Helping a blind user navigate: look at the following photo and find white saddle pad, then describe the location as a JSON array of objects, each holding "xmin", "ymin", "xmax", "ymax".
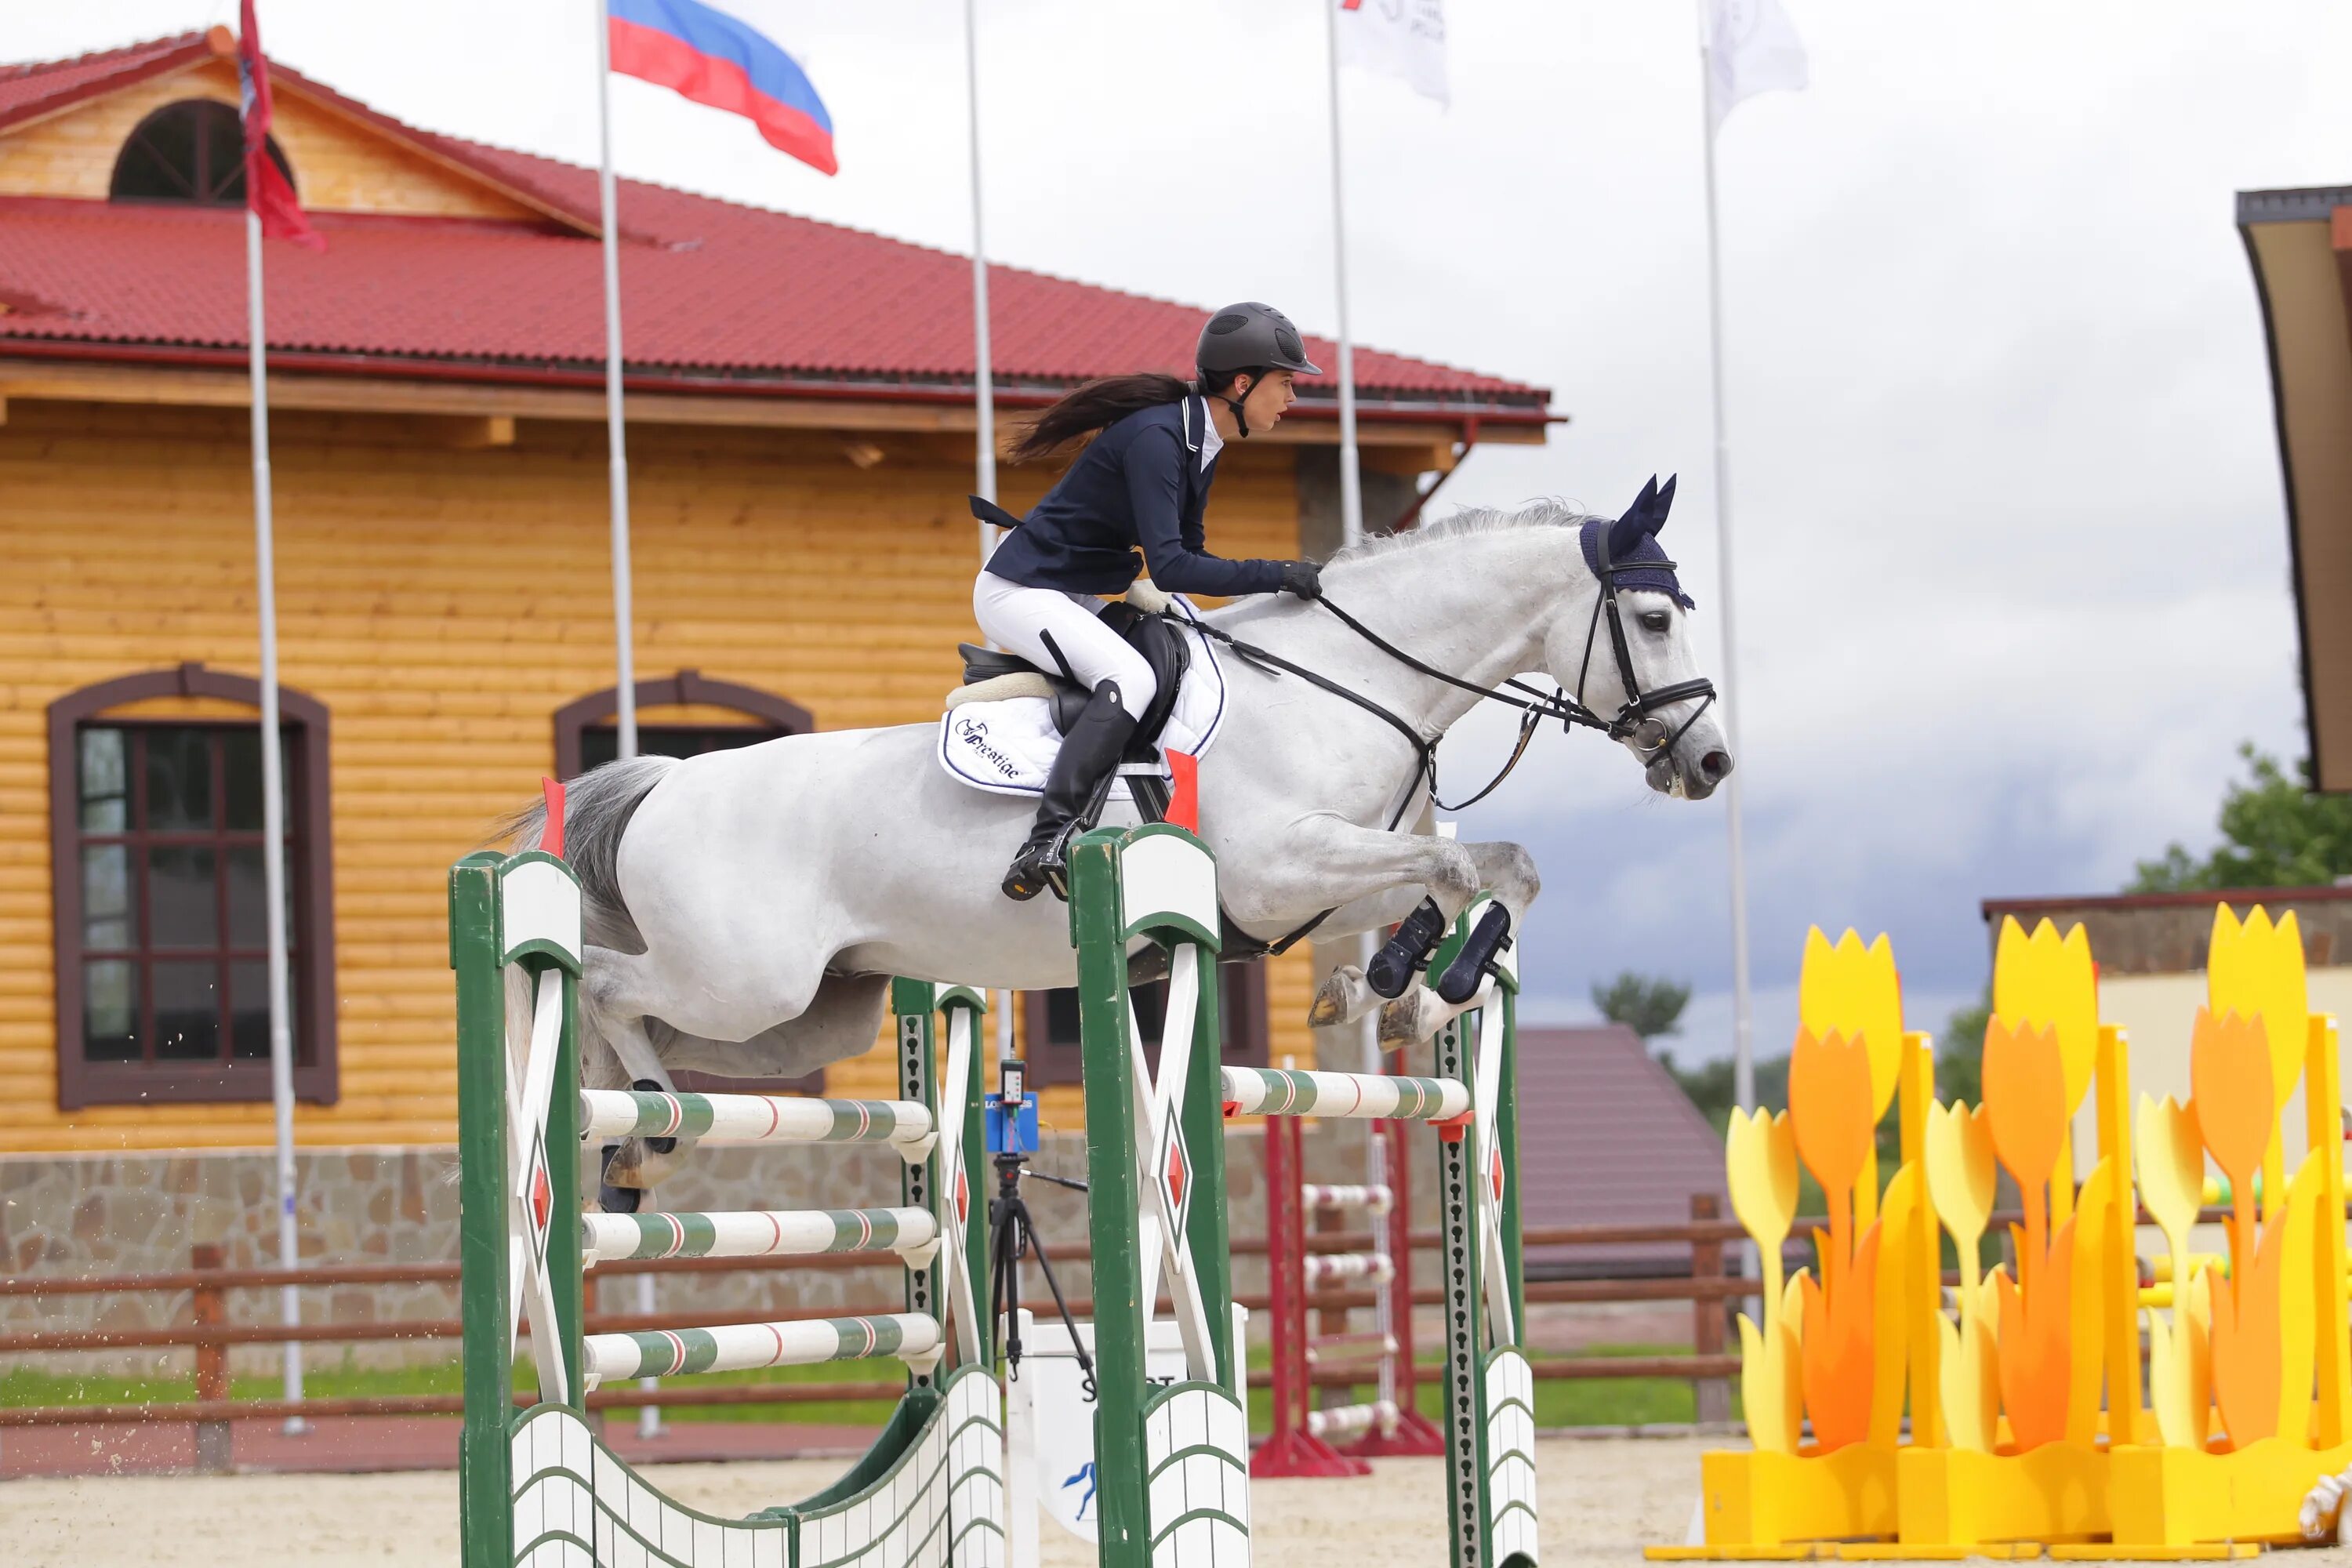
[{"xmin": 935, "ymin": 613, "xmax": 1228, "ymax": 800}]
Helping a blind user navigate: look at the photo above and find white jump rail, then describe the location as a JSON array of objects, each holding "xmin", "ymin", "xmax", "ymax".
[
  {"xmin": 579, "ymin": 1087, "xmax": 935, "ymax": 1156},
  {"xmin": 1301, "ymin": 1182, "xmax": 1393, "ymax": 1215},
  {"xmin": 583, "ymin": 1311, "xmax": 944, "ymax": 1388},
  {"xmin": 1218, "ymin": 1065, "xmax": 1469, "ymax": 1122},
  {"xmin": 580, "ymin": 1206, "xmax": 939, "ymax": 1267}
]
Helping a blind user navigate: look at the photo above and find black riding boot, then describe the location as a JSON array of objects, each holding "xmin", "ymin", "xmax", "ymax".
[{"xmin": 1001, "ymin": 680, "xmax": 1138, "ymax": 902}]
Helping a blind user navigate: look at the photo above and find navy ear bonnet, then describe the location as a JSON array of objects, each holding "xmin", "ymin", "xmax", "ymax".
[{"xmin": 1577, "ymin": 474, "xmax": 1693, "ymax": 611}]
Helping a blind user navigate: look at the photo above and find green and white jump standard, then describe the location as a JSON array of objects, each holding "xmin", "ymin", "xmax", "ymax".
[
  {"xmin": 1065, "ymin": 825, "xmax": 1539, "ymax": 1568},
  {"xmin": 452, "ymin": 846, "xmax": 1007, "ymax": 1568}
]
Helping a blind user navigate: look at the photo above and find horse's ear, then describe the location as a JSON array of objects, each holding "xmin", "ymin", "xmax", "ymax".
[
  {"xmin": 1609, "ymin": 475, "xmax": 1661, "ymax": 558},
  {"xmin": 1651, "ymin": 474, "xmax": 1677, "ymax": 533}
]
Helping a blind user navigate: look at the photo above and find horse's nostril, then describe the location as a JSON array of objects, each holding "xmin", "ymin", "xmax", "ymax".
[{"xmin": 1700, "ymin": 750, "xmax": 1733, "ymax": 782}]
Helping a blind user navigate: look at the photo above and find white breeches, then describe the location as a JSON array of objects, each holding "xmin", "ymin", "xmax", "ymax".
[{"xmin": 971, "ymin": 572, "xmax": 1157, "ymax": 721}]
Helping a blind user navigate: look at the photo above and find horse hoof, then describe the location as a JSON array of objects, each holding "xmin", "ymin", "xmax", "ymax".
[
  {"xmin": 597, "ymin": 1181, "xmax": 644, "ymax": 1214},
  {"xmin": 1377, "ymin": 992, "xmax": 1428, "ymax": 1047},
  {"xmin": 1308, "ymin": 972, "xmax": 1351, "ymax": 1027},
  {"xmin": 1436, "ymin": 905, "xmax": 1512, "ymax": 1004}
]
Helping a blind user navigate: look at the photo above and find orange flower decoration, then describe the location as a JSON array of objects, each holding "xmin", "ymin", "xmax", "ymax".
[
  {"xmin": 2190, "ymin": 1007, "xmax": 2274, "ymax": 1195},
  {"xmin": 1800, "ymin": 1220, "xmax": 1882, "ymax": 1451},
  {"xmin": 2209, "ymin": 1225, "xmax": 2283, "ymax": 1446},
  {"xmin": 1981, "ymin": 1018, "xmax": 2067, "ymax": 1194},
  {"xmin": 1789, "ymin": 1026, "xmax": 1876, "ymax": 1200}
]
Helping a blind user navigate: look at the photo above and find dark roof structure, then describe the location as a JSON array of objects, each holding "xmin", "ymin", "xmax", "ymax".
[
  {"xmin": 2238, "ymin": 185, "xmax": 2352, "ymax": 789},
  {"xmin": 1512, "ymin": 1022, "xmax": 1730, "ymax": 1276}
]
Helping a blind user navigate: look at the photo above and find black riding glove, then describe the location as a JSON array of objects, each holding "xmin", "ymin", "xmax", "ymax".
[{"xmin": 1279, "ymin": 560, "xmax": 1323, "ymax": 600}]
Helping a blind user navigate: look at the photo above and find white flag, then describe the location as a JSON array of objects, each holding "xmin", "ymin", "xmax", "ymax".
[
  {"xmin": 1334, "ymin": 0, "xmax": 1448, "ymax": 109},
  {"xmin": 1704, "ymin": 0, "xmax": 1808, "ymax": 136}
]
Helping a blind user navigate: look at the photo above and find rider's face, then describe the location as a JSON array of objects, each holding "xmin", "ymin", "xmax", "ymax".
[{"xmin": 1239, "ymin": 371, "xmax": 1296, "ymax": 434}]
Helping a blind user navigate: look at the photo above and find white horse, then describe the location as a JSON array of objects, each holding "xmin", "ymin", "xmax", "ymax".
[{"xmin": 506, "ymin": 492, "xmax": 1733, "ymax": 1200}]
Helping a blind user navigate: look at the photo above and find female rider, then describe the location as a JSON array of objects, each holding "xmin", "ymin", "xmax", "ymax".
[{"xmin": 977, "ymin": 301, "xmax": 1327, "ymax": 901}]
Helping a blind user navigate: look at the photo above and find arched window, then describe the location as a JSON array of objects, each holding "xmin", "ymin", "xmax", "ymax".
[
  {"xmin": 49, "ymin": 664, "xmax": 336, "ymax": 1109},
  {"xmin": 111, "ymin": 100, "xmax": 296, "ymax": 206},
  {"xmin": 555, "ymin": 670, "xmax": 819, "ymax": 1092},
  {"xmin": 554, "ymin": 670, "xmax": 813, "ymax": 782}
]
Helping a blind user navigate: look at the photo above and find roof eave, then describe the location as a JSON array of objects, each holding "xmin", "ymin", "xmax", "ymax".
[{"xmin": 0, "ymin": 336, "xmax": 1550, "ymax": 423}]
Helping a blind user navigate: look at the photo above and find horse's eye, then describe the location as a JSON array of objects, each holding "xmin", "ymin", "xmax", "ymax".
[{"xmin": 1639, "ymin": 610, "xmax": 1671, "ymax": 633}]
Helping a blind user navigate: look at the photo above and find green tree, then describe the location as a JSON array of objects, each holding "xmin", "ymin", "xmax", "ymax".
[
  {"xmin": 2130, "ymin": 746, "xmax": 2352, "ymax": 891},
  {"xmin": 1938, "ymin": 989, "xmax": 1991, "ymax": 1109},
  {"xmin": 1593, "ymin": 971, "xmax": 1692, "ymax": 1040}
]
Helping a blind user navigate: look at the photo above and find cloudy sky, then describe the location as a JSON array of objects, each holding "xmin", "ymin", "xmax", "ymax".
[{"xmin": 27, "ymin": 1, "xmax": 2352, "ymax": 1059}]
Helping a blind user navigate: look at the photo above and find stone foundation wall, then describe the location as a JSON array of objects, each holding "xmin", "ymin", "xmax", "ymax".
[{"xmin": 0, "ymin": 1120, "xmax": 1396, "ymax": 1378}]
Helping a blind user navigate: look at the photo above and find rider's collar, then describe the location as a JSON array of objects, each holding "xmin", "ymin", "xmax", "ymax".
[
  {"xmin": 1578, "ymin": 517, "xmax": 1693, "ymax": 610},
  {"xmin": 1191, "ymin": 394, "xmax": 1222, "ymax": 471}
]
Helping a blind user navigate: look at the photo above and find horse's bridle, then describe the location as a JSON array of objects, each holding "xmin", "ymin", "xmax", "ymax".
[{"xmin": 1182, "ymin": 528, "xmax": 1719, "ymax": 826}]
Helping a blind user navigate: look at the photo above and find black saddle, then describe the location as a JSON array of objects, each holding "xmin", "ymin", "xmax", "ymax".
[{"xmin": 956, "ymin": 602, "xmax": 1189, "ymax": 755}]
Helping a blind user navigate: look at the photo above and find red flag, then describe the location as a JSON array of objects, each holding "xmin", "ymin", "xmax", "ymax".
[{"xmin": 237, "ymin": 1, "xmax": 324, "ymax": 251}]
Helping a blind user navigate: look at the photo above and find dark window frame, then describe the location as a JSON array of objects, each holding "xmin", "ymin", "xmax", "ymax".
[
  {"xmin": 108, "ymin": 99, "xmax": 296, "ymax": 207},
  {"xmin": 555, "ymin": 670, "xmax": 821, "ymax": 1093},
  {"xmin": 49, "ymin": 663, "xmax": 337, "ymax": 1110},
  {"xmin": 1022, "ymin": 959, "xmax": 1270, "ymax": 1091},
  {"xmin": 553, "ymin": 670, "xmax": 814, "ymax": 784}
]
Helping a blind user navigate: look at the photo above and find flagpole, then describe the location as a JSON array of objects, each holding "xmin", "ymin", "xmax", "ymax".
[
  {"xmin": 1321, "ymin": 0, "xmax": 1364, "ymax": 551},
  {"xmin": 963, "ymin": 0, "xmax": 1025, "ymax": 1279},
  {"xmin": 595, "ymin": 0, "xmax": 638, "ymax": 763},
  {"xmin": 1321, "ymin": 3, "xmax": 1381, "ymax": 1084},
  {"xmin": 965, "ymin": 0, "xmax": 996, "ymax": 533},
  {"xmin": 1697, "ymin": 45, "xmax": 1756, "ymax": 1125},
  {"xmin": 245, "ymin": 201, "xmax": 306, "ymax": 1435}
]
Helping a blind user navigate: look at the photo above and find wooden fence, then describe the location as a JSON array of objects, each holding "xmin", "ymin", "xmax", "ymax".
[{"xmin": 0, "ymin": 1200, "xmax": 1748, "ymax": 1472}]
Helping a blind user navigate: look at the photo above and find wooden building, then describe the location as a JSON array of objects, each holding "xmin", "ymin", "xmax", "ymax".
[{"xmin": 0, "ymin": 31, "xmax": 1550, "ymax": 1170}]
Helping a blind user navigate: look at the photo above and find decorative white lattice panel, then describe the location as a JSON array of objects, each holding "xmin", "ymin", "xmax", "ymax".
[
  {"xmin": 510, "ymin": 1406, "xmax": 790, "ymax": 1567},
  {"xmin": 1484, "ymin": 1350, "xmax": 1540, "ymax": 1565},
  {"xmin": 1143, "ymin": 1382, "xmax": 1251, "ymax": 1567},
  {"xmin": 796, "ymin": 1370, "xmax": 1007, "ymax": 1568}
]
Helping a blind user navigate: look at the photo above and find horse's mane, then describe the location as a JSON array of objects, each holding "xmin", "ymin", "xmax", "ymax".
[{"xmin": 1325, "ymin": 497, "xmax": 1598, "ymax": 567}]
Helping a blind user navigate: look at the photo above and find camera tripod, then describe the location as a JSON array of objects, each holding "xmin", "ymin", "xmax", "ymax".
[{"xmin": 986, "ymin": 1149, "xmax": 1094, "ymax": 1399}]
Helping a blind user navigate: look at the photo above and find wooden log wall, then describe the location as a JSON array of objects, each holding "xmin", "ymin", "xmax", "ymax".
[{"xmin": 0, "ymin": 399, "xmax": 1318, "ymax": 1152}]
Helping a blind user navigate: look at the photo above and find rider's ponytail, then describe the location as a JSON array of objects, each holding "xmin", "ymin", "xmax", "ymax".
[{"xmin": 1007, "ymin": 373, "xmax": 1192, "ymax": 463}]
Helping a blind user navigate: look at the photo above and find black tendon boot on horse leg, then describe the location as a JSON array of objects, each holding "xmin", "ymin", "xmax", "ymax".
[
  {"xmin": 1367, "ymin": 897, "xmax": 1450, "ymax": 999},
  {"xmin": 1436, "ymin": 903, "xmax": 1514, "ymax": 1005},
  {"xmin": 1002, "ymin": 679, "xmax": 1138, "ymax": 902}
]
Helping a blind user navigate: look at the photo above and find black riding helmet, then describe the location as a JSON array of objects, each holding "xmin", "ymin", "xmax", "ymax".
[{"xmin": 1196, "ymin": 303, "xmax": 1321, "ymax": 438}]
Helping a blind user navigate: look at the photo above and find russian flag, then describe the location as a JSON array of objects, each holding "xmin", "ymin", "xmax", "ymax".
[{"xmin": 608, "ymin": 0, "xmax": 837, "ymax": 176}]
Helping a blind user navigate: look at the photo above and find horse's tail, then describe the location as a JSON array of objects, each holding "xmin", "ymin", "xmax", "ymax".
[{"xmin": 491, "ymin": 754, "xmax": 679, "ymax": 945}]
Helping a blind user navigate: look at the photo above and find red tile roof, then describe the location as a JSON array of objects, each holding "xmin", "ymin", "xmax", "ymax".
[
  {"xmin": 0, "ymin": 34, "xmax": 1545, "ymax": 410},
  {"xmin": 0, "ymin": 32, "xmax": 216, "ymax": 131},
  {"xmin": 1512, "ymin": 1023, "xmax": 1730, "ymax": 1272}
]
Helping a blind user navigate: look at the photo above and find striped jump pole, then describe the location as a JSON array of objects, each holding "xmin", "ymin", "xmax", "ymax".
[
  {"xmin": 580, "ymin": 1206, "xmax": 938, "ymax": 1266},
  {"xmin": 583, "ymin": 1311, "xmax": 942, "ymax": 1385},
  {"xmin": 579, "ymin": 1087, "xmax": 934, "ymax": 1153}
]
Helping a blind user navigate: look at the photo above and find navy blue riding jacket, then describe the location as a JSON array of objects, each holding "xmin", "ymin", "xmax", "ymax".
[{"xmin": 983, "ymin": 396, "xmax": 1287, "ymax": 598}]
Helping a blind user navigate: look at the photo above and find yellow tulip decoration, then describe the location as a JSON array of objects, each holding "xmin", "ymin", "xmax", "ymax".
[
  {"xmin": 1726, "ymin": 1106, "xmax": 1802, "ymax": 1453},
  {"xmin": 2138, "ymin": 1092, "xmax": 2211, "ymax": 1449},
  {"xmin": 1991, "ymin": 917, "xmax": 2100, "ymax": 1221},
  {"xmin": 1798, "ymin": 929, "xmax": 1904, "ymax": 1221},
  {"xmin": 1925, "ymin": 1099, "xmax": 2000, "ymax": 1450},
  {"xmin": 2208, "ymin": 907, "xmax": 2308, "ymax": 1220},
  {"xmin": 1789, "ymin": 1025, "xmax": 1882, "ymax": 1452}
]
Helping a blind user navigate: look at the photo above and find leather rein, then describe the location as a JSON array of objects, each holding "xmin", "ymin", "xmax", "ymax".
[{"xmin": 1175, "ymin": 532, "xmax": 1719, "ymax": 957}]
